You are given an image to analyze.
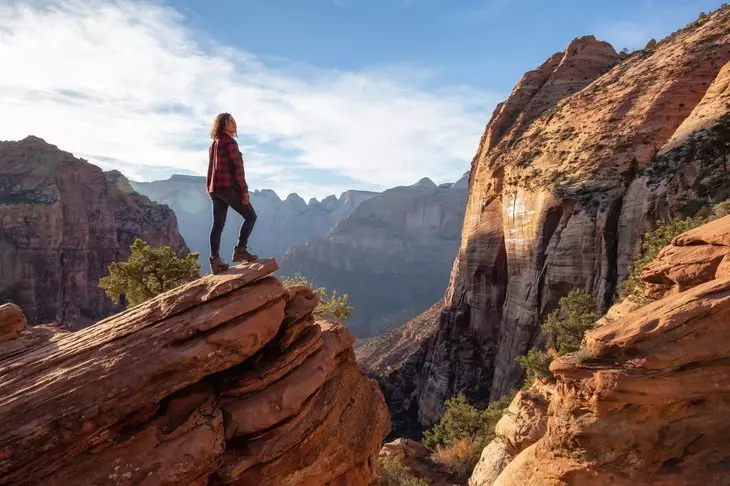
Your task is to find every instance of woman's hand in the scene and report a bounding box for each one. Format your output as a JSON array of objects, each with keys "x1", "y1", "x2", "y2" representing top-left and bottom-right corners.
[{"x1": 242, "y1": 192, "x2": 251, "y2": 205}]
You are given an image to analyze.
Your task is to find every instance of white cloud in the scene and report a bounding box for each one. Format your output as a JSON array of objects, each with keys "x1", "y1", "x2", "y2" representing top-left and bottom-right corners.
[{"x1": 0, "y1": 0, "x2": 498, "y2": 200}]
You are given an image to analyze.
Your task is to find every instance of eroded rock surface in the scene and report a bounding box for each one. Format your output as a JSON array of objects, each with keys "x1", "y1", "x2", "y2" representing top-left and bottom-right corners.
[
  {"x1": 0, "y1": 259, "x2": 390, "y2": 485},
  {"x1": 471, "y1": 215, "x2": 730, "y2": 485}
]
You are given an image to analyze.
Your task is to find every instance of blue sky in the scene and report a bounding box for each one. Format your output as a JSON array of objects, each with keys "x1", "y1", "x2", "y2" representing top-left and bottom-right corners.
[{"x1": 0, "y1": 0, "x2": 725, "y2": 199}]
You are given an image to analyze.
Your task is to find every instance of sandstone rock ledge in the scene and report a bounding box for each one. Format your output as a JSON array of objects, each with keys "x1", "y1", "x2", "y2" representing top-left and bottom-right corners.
[
  {"x1": 0, "y1": 259, "x2": 390, "y2": 485},
  {"x1": 470, "y1": 215, "x2": 730, "y2": 486}
]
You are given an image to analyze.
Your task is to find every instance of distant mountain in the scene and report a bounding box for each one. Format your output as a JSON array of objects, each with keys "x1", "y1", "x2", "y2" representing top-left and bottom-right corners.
[
  {"x1": 131, "y1": 175, "x2": 378, "y2": 261},
  {"x1": 0, "y1": 136, "x2": 187, "y2": 329},
  {"x1": 279, "y1": 173, "x2": 469, "y2": 338}
]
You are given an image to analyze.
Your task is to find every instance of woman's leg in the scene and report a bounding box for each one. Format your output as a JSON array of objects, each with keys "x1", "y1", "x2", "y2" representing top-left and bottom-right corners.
[
  {"x1": 209, "y1": 195, "x2": 229, "y2": 258},
  {"x1": 226, "y1": 196, "x2": 257, "y2": 249}
]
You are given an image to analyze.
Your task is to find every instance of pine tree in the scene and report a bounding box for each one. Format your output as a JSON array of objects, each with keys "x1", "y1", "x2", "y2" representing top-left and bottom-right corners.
[{"x1": 99, "y1": 239, "x2": 200, "y2": 307}]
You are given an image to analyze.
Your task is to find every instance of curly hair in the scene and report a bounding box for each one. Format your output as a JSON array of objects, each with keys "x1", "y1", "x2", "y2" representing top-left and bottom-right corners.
[{"x1": 210, "y1": 113, "x2": 235, "y2": 139}]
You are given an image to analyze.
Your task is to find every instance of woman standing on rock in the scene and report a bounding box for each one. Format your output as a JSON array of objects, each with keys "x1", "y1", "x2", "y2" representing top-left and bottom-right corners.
[{"x1": 207, "y1": 113, "x2": 258, "y2": 274}]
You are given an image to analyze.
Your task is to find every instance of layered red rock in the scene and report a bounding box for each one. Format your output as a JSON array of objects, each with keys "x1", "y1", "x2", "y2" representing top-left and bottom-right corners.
[
  {"x1": 0, "y1": 136, "x2": 188, "y2": 329},
  {"x1": 360, "y1": 6, "x2": 730, "y2": 433},
  {"x1": 471, "y1": 215, "x2": 730, "y2": 485},
  {"x1": 0, "y1": 259, "x2": 390, "y2": 485},
  {"x1": 642, "y1": 215, "x2": 730, "y2": 298}
]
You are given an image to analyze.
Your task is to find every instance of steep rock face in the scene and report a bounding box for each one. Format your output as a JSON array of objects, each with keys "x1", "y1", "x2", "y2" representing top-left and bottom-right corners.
[
  {"x1": 281, "y1": 175, "x2": 468, "y2": 338},
  {"x1": 361, "y1": 6, "x2": 730, "y2": 432},
  {"x1": 0, "y1": 259, "x2": 390, "y2": 485},
  {"x1": 0, "y1": 137, "x2": 187, "y2": 329},
  {"x1": 131, "y1": 175, "x2": 378, "y2": 260},
  {"x1": 481, "y1": 215, "x2": 730, "y2": 486}
]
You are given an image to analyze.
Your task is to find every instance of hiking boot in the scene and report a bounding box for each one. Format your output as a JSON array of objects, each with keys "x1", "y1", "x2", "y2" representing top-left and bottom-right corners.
[
  {"x1": 232, "y1": 246, "x2": 259, "y2": 263},
  {"x1": 209, "y1": 256, "x2": 230, "y2": 275}
]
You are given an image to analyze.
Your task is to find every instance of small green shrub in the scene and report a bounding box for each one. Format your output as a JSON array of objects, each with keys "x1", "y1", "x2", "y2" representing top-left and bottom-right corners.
[
  {"x1": 280, "y1": 274, "x2": 353, "y2": 320},
  {"x1": 422, "y1": 393, "x2": 513, "y2": 481},
  {"x1": 422, "y1": 393, "x2": 513, "y2": 451},
  {"x1": 619, "y1": 213, "x2": 711, "y2": 302},
  {"x1": 516, "y1": 349, "x2": 554, "y2": 389},
  {"x1": 542, "y1": 290, "x2": 598, "y2": 355},
  {"x1": 516, "y1": 290, "x2": 598, "y2": 388}
]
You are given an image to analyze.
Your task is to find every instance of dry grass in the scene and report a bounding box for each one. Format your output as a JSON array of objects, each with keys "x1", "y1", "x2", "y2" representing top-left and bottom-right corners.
[{"x1": 431, "y1": 437, "x2": 483, "y2": 481}]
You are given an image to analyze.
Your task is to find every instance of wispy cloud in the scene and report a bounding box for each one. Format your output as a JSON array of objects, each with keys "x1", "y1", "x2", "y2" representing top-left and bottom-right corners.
[
  {"x1": 0, "y1": 0, "x2": 498, "y2": 200},
  {"x1": 597, "y1": 21, "x2": 654, "y2": 50}
]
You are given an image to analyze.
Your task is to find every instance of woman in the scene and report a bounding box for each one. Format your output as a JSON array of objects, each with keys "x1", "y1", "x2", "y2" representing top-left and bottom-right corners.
[{"x1": 207, "y1": 113, "x2": 258, "y2": 274}]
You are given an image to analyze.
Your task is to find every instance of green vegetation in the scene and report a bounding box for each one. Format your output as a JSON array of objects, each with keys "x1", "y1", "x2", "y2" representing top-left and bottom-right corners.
[
  {"x1": 618, "y1": 214, "x2": 710, "y2": 302},
  {"x1": 99, "y1": 239, "x2": 200, "y2": 307},
  {"x1": 421, "y1": 393, "x2": 514, "y2": 481},
  {"x1": 376, "y1": 456, "x2": 429, "y2": 486},
  {"x1": 515, "y1": 349, "x2": 554, "y2": 389},
  {"x1": 516, "y1": 290, "x2": 598, "y2": 389},
  {"x1": 542, "y1": 289, "x2": 598, "y2": 354},
  {"x1": 280, "y1": 274, "x2": 353, "y2": 321}
]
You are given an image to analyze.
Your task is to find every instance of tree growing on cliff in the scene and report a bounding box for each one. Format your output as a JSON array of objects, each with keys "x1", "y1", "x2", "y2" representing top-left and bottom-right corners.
[
  {"x1": 279, "y1": 274, "x2": 353, "y2": 321},
  {"x1": 99, "y1": 239, "x2": 200, "y2": 307},
  {"x1": 517, "y1": 290, "x2": 597, "y2": 388}
]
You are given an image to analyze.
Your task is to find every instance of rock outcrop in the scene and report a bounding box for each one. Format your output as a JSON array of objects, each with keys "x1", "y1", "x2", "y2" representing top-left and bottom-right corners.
[
  {"x1": 360, "y1": 6, "x2": 730, "y2": 433},
  {"x1": 281, "y1": 175, "x2": 468, "y2": 338},
  {"x1": 0, "y1": 259, "x2": 390, "y2": 485},
  {"x1": 469, "y1": 384, "x2": 552, "y2": 486},
  {"x1": 131, "y1": 175, "x2": 378, "y2": 260},
  {"x1": 371, "y1": 438, "x2": 457, "y2": 485},
  {"x1": 642, "y1": 214, "x2": 730, "y2": 298},
  {"x1": 0, "y1": 137, "x2": 188, "y2": 329},
  {"x1": 470, "y1": 214, "x2": 730, "y2": 485}
]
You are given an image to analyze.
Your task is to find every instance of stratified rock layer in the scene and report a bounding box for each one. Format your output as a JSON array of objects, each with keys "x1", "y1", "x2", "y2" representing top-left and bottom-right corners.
[
  {"x1": 0, "y1": 259, "x2": 390, "y2": 485},
  {"x1": 471, "y1": 215, "x2": 730, "y2": 485},
  {"x1": 0, "y1": 137, "x2": 188, "y2": 328},
  {"x1": 360, "y1": 6, "x2": 730, "y2": 433}
]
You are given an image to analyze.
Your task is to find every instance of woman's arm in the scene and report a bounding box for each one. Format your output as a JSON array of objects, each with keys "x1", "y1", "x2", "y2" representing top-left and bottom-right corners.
[{"x1": 225, "y1": 140, "x2": 248, "y2": 195}]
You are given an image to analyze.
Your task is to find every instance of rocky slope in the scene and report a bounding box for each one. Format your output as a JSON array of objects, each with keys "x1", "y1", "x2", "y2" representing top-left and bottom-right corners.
[
  {"x1": 0, "y1": 259, "x2": 390, "y2": 485},
  {"x1": 281, "y1": 175, "x2": 468, "y2": 338},
  {"x1": 360, "y1": 6, "x2": 730, "y2": 435},
  {"x1": 131, "y1": 175, "x2": 378, "y2": 260},
  {"x1": 470, "y1": 215, "x2": 730, "y2": 485},
  {"x1": 0, "y1": 136, "x2": 188, "y2": 329}
]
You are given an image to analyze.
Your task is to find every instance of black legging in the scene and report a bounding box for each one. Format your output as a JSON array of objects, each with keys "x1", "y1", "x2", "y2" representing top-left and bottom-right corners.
[{"x1": 209, "y1": 190, "x2": 257, "y2": 258}]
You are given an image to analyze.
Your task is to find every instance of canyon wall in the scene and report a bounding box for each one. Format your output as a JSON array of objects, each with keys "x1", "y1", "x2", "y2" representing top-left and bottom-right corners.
[
  {"x1": 360, "y1": 6, "x2": 730, "y2": 434},
  {"x1": 0, "y1": 136, "x2": 188, "y2": 329},
  {"x1": 470, "y1": 215, "x2": 730, "y2": 486},
  {"x1": 281, "y1": 176, "x2": 468, "y2": 338}
]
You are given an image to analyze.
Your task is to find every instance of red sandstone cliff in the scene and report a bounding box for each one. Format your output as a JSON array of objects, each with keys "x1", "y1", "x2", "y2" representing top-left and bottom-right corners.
[
  {"x1": 0, "y1": 260, "x2": 390, "y2": 485},
  {"x1": 470, "y1": 215, "x2": 730, "y2": 485},
  {"x1": 360, "y1": 6, "x2": 730, "y2": 434},
  {"x1": 0, "y1": 136, "x2": 188, "y2": 329}
]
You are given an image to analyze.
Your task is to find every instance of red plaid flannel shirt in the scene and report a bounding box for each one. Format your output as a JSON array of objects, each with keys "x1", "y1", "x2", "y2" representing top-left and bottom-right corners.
[{"x1": 207, "y1": 133, "x2": 248, "y2": 194}]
